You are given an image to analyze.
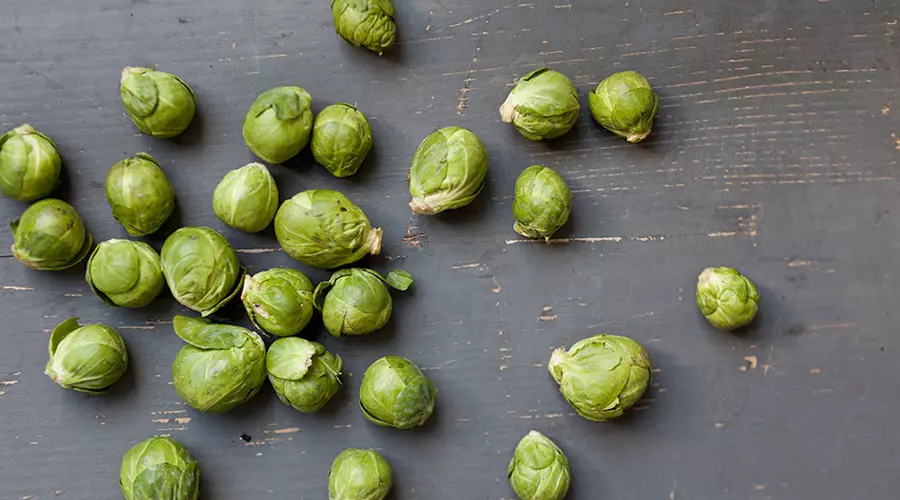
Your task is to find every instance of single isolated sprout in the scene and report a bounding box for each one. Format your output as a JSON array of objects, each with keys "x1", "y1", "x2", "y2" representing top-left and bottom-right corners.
[
  {"x1": 0, "y1": 124, "x2": 61, "y2": 202},
  {"x1": 243, "y1": 86, "x2": 313, "y2": 164},
  {"x1": 213, "y1": 162, "x2": 279, "y2": 233},
  {"x1": 120, "y1": 67, "x2": 196, "y2": 138},
  {"x1": 86, "y1": 239, "x2": 165, "y2": 308},
  {"x1": 588, "y1": 71, "x2": 659, "y2": 143},
  {"x1": 311, "y1": 103, "x2": 373, "y2": 178},
  {"x1": 696, "y1": 266, "x2": 760, "y2": 331},
  {"x1": 10, "y1": 198, "x2": 92, "y2": 271},
  {"x1": 242, "y1": 268, "x2": 315, "y2": 337},
  {"x1": 500, "y1": 67, "x2": 580, "y2": 141},
  {"x1": 105, "y1": 153, "x2": 175, "y2": 237},
  {"x1": 328, "y1": 448, "x2": 393, "y2": 500},
  {"x1": 314, "y1": 268, "x2": 412, "y2": 338},
  {"x1": 331, "y1": 0, "x2": 397, "y2": 55},
  {"x1": 512, "y1": 166, "x2": 572, "y2": 240},
  {"x1": 267, "y1": 337, "x2": 343, "y2": 413},
  {"x1": 548, "y1": 334, "x2": 651, "y2": 421},
  {"x1": 359, "y1": 355, "x2": 436, "y2": 430},
  {"x1": 45, "y1": 318, "x2": 128, "y2": 394},
  {"x1": 508, "y1": 431, "x2": 571, "y2": 500},
  {"x1": 120, "y1": 436, "x2": 200, "y2": 500},
  {"x1": 408, "y1": 127, "x2": 488, "y2": 215}
]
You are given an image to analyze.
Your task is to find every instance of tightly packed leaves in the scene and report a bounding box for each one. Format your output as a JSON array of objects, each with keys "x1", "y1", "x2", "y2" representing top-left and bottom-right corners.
[
  {"x1": 588, "y1": 71, "x2": 658, "y2": 143},
  {"x1": 313, "y1": 268, "x2": 413, "y2": 338},
  {"x1": 508, "y1": 431, "x2": 571, "y2": 500},
  {"x1": 242, "y1": 268, "x2": 315, "y2": 337},
  {"x1": 328, "y1": 448, "x2": 393, "y2": 500},
  {"x1": 105, "y1": 153, "x2": 175, "y2": 237},
  {"x1": 86, "y1": 239, "x2": 165, "y2": 308},
  {"x1": 500, "y1": 68, "x2": 580, "y2": 141},
  {"x1": 266, "y1": 337, "x2": 343, "y2": 413},
  {"x1": 0, "y1": 124, "x2": 61, "y2": 202},
  {"x1": 119, "y1": 436, "x2": 200, "y2": 500},
  {"x1": 696, "y1": 267, "x2": 760, "y2": 330},
  {"x1": 213, "y1": 162, "x2": 279, "y2": 233},
  {"x1": 512, "y1": 166, "x2": 572, "y2": 240},
  {"x1": 10, "y1": 198, "x2": 92, "y2": 271},
  {"x1": 408, "y1": 127, "x2": 488, "y2": 215},
  {"x1": 331, "y1": 0, "x2": 397, "y2": 55},
  {"x1": 359, "y1": 356, "x2": 436, "y2": 430},
  {"x1": 120, "y1": 67, "x2": 196, "y2": 138},
  {"x1": 311, "y1": 103, "x2": 373, "y2": 178},
  {"x1": 45, "y1": 318, "x2": 128, "y2": 394},
  {"x1": 243, "y1": 86, "x2": 313, "y2": 164}
]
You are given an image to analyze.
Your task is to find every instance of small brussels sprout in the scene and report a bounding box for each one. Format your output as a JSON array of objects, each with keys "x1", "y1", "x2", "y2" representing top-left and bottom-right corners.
[
  {"x1": 106, "y1": 153, "x2": 176, "y2": 237},
  {"x1": 328, "y1": 448, "x2": 393, "y2": 500},
  {"x1": 359, "y1": 356, "x2": 436, "y2": 430},
  {"x1": 331, "y1": 0, "x2": 397, "y2": 55},
  {"x1": 588, "y1": 71, "x2": 658, "y2": 143},
  {"x1": 160, "y1": 227, "x2": 245, "y2": 317},
  {"x1": 120, "y1": 436, "x2": 200, "y2": 500},
  {"x1": 267, "y1": 337, "x2": 343, "y2": 413},
  {"x1": 86, "y1": 239, "x2": 164, "y2": 308},
  {"x1": 508, "y1": 431, "x2": 571, "y2": 500},
  {"x1": 212, "y1": 162, "x2": 279, "y2": 233},
  {"x1": 0, "y1": 124, "x2": 61, "y2": 202},
  {"x1": 242, "y1": 268, "x2": 315, "y2": 337},
  {"x1": 274, "y1": 189, "x2": 383, "y2": 269},
  {"x1": 696, "y1": 267, "x2": 759, "y2": 331},
  {"x1": 45, "y1": 318, "x2": 128, "y2": 394},
  {"x1": 171, "y1": 316, "x2": 266, "y2": 413},
  {"x1": 120, "y1": 67, "x2": 196, "y2": 138},
  {"x1": 10, "y1": 198, "x2": 92, "y2": 271},
  {"x1": 408, "y1": 127, "x2": 488, "y2": 215},
  {"x1": 243, "y1": 86, "x2": 313, "y2": 164},
  {"x1": 314, "y1": 268, "x2": 413, "y2": 338},
  {"x1": 311, "y1": 103, "x2": 373, "y2": 178},
  {"x1": 500, "y1": 68, "x2": 580, "y2": 141},
  {"x1": 512, "y1": 166, "x2": 572, "y2": 240},
  {"x1": 548, "y1": 334, "x2": 651, "y2": 421}
]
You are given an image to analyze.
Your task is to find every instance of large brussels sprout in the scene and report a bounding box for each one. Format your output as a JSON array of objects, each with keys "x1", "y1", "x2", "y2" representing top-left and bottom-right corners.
[
  {"x1": 313, "y1": 268, "x2": 413, "y2": 338},
  {"x1": 242, "y1": 268, "x2": 315, "y2": 337},
  {"x1": 171, "y1": 316, "x2": 266, "y2": 413},
  {"x1": 45, "y1": 318, "x2": 128, "y2": 394},
  {"x1": 508, "y1": 431, "x2": 571, "y2": 500},
  {"x1": 359, "y1": 356, "x2": 436, "y2": 430},
  {"x1": 408, "y1": 127, "x2": 488, "y2": 215},
  {"x1": 120, "y1": 67, "x2": 196, "y2": 138},
  {"x1": 274, "y1": 189, "x2": 382, "y2": 269},
  {"x1": 267, "y1": 337, "x2": 343, "y2": 413},
  {"x1": 105, "y1": 153, "x2": 175, "y2": 237},
  {"x1": 588, "y1": 71, "x2": 658, "y2": 143},
  {"x1": 311, "y1": 103, "x2": 373, "y2": 178},
  {"x1": 212, "y1": 162, "x2": 279, "y2": 233},
  {"x1": 328, "y1": 448, "x2": 393, "y2": 500},
  {"x1": 160, "y1": 227, "x2": 244, "y2": 316},
  {"x1": 86, "y1": 239, "x2": 164, "y2": 308},
  {"x1": 696, "y1": 266, "x2": 759, "y2": 331},
  {"x1": 243, "y1": 86, "x2": 313, "y2": 164},
  {"x1": 10, "y1": 198, "x2": 92, "y2": 271},
  {"x1": 500, "y1": 68, "x2": 580, "y2": 141},
  {"x1": 120, "y1": 436, "x2": 200, "y2": 500},
  {"x1": 512, "y1": 166, "x2": 572, "y2": 240},
  {"x1": 331, "y1": 0, "x2": 397, "y2": 55},
  {"x1": 0, "y1": 124, "x2": 61, "y2": 202}
]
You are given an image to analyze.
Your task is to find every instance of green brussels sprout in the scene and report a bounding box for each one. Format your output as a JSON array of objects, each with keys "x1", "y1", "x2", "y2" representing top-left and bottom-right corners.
[
  {"x1": 106, "y1": 153, "x2": 175, "y2": 237},
  {"x1": 243, "y1": 86, "x2": 313, "y2": 164},
  {"x1": 0, "y1": 124, "x2": 61, "y2": 202},
  {"x1": 588, "y1": 71, "x2": 658, "y2": 143},
  {"x1": 359, "y1": 356, "x2": 436, "y2": 430},
  {"x1": 331, "y1": 0, "x2": 397, "y2": 55},
  {"x1": 241, "y1": 268, "x2": 315, "y2": 337},
  {"x1": 499, "y1": 68, "x2": 580, "y2": 141},
  {"x1": 408, "y1": 127, "x2": 488, "y2": 215},
  {"x1": 10, "y1": 198, "x2": 92, "y2": 271},
  {"x1": 508, "y1": 431, "x2": 571, "y2": 500},
  {"x1": 512, "y1": 166, "x2": 572, "y2": 240},
  {"x1": 171, "y1": 316, "x2": 266, "y2": 413},
  {"x1": 160, "y1": 227, "x2": 245, "y2": 317},
  {"x1": 696, "y1": 267, "x2": 760, "y2": 331},
  {"x1": 120, "y1": 436, "x2": 200, "y2": 500},
  {"x1": 120, "y1": 67, "x2": 196, "y2": 139},
  {"x1": 274, "y1": 189, "x2": 383, "y2": 269},
  {"x1": 45, "y1": 318, "x2": 128, "y2": 394},
  {"x1": 548, "y1": 334, "x2": 651, "y2": 422},
  {"x1": 86, "y1": 239, "x2": 164, "y2": 308},
  {"x1": 212, "y1": 162, "x2": 279, "y2": 233},
  {"x1": 266, "y1": 337, "x2": 343, "y2": 413},
  {"x1": 328, "y1": 448, "x2": 393, "y2": 500},
  {"x1": 311, "y1": 103, "x2": 373, "y2": 178},
  {"x1": 313, "y1": 268, "x2": 413, "y2": 338}
]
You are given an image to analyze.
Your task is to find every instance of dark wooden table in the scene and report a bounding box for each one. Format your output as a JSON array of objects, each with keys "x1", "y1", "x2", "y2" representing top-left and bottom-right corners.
[{"x1": 2, "y1": 0, "x2": 898, "y2": 498}]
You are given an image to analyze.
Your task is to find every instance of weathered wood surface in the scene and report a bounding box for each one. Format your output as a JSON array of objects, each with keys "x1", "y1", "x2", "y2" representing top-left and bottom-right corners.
[{"x1": 1, "y1": 0, "x2": 898, "y2": 498}]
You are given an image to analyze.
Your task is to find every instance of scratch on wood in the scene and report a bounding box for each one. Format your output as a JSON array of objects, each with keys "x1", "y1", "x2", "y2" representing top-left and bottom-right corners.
[
  {"x1": 539, "y1": 306, "x2": 557, "y2": 322},
  {"x1": 0, "y1": 380, "x2": 19, "y2": 386},
  {"x1": 1, "y1": 284, "x2": 34, "y2": 291},
  {"x1": 236, "y1": 247, "x2": 283, "y2": 254},
  {"x1": 455, "y1": 11, "x2": 497, "y2": 114},
  {"x1": 402, "y1": 216, "x2": 428, "y2": 248},
  {"x1": 120, "y1": 325, "x2": 156, "y2": 330},
  {"x1": 663, "y1": 10, "x2": 693, "y2": 15},
  {"x1": 452, "y1": 262, "x2": 481, "y2": 269},
  {"x1": 266, "y1": 427, "x2": 300, "y2": 434},
  {"x1": 252, "y1": 54, "x2": 288, "y2": 59},
  {"x1": 506, "y1": 234, "x2": 667, "y2": 244}
]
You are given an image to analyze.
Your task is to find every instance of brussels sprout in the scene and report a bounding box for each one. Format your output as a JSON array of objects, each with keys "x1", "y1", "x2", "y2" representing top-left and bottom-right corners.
[
  {"x1": 274, "y1": 189, "x2": 382, "y2": 269},
  {"x1": 171, "y1": 316, "x2": 266, "y2": 413},
  {"x1": 45, "y1": 318, "x2": 128, "y2": 394},
  {"x1": 548, "y1": 334, "x2": 651, "y2": 421},
  {"x1": 696, "y1": 267, "x2": 759, "y2": 331},
  {"x1": 408, "y1": 127, "x2": 488, "y2": 215},
  {"x1": 331, "y1": 0, "x2": 397, "y2": 55},
  {"x1": 86, "y1": 239, "x2": 164, "y2": 308},
  {"x1": 160, "y1": 227, "x2": 245, "y2": 317},
  {"x1": 512, "y1": 166, "x2": 572, "y2": 240},
  {"x1": 314, "y1": 269, "x2": 413, "y2": 338},
  {"x1": 120, "y1": 436, "x2": 199, "y2": 500},
  {"x1": 328, "y1": 448, "x2": 393, "y2": 500},
  {"x1": 588, "y1": 71, "x2": 658, "y2": 143},
  {"x1": 243, "y1": 86, "x2": 313, "y2": 164},
  {"x1": 0, "y1": 124, "x2": 61, "y2": 202},
  {"x1": 359, "y1": 356, "x2": 436, "y2": 430},
  {"x1": 267, "y1": 337, "x2": 343, "y2": 413},
  {"x1": 508, "y1": 431, "x2": 571, "y2": 500},
  {"x1": 10, "y1": 198, "x2": 92, "y2": 271},
  {"x1": 499, "y1": 68, "x2": 580, "y2": 141},
  {"x1": 120, "y1": 67, "x2": 196, "y2": 139},
  {"x1": 106, "y1": 153, "x2": 176, "y2": 237},
  {"x1": 242, "y1": 268, "x2": 315, "y2": 337},
  {"x1": 213, "y1": 162, "x2": 279, "y2": 233},
  {"x1": 311, "y1": 103, "x2": 373, "y2": 178}
]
